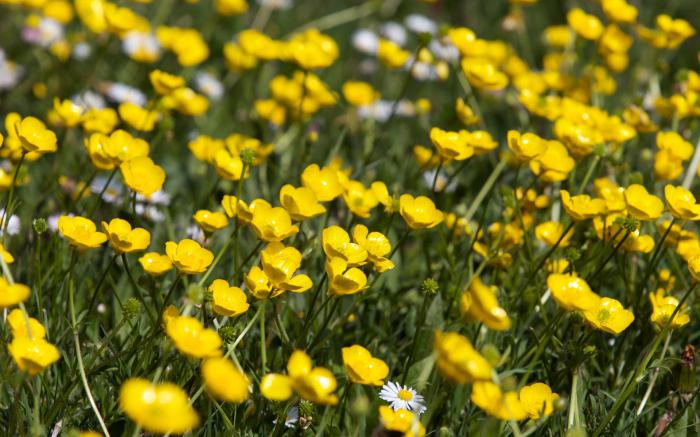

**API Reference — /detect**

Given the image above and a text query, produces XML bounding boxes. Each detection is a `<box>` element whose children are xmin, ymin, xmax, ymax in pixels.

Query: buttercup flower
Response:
<box><xmin>461</xmin><ymin>58</ymin><xmax>508</xmax><ymax>91</ymax></box>
<box><xmin>567</xmin><ymin>8</ymin><xmax>603</xmax><ymax>40</ymax></box>
<box><xmin>351</xmin><ymin>224</ymin><xmax>394</xmax><ymax>272</ymax></box>
<box><xmin>202</xmin><ymin>357</ymin><xmax>250</xmax><ymax>403</ymax></box>
<box><xmin>429</xmin><ymin>127</ymin><xmax>473</xmax><ymax>161</ymax></box>
<box><xmin>323</xmin><ymin>226</ymin><xmax>368</xmax><ymax>266</ymax></box>
<box><xmin>378</xmin><ymin>406</ymin><xmax>426</xmax><ymax>437</ymax></box>
<box><xmin>8</xmin><ymin>336</ymin><xmax>60</xmax><ymax>376</ymax></box>
<box><xmin>379</xmin><ymin>381</ymin><xmax>426</xmax><ymax>414</ymax></box>
<box><xmin>260</xmin><ymin>350</ymin><xmax>338</xmax><ymax>405</ymax></box>
<box><xmin>120</xmin><ymin>156</ymin><xmax>166</xmax><ymax>197</ymax></box>
<box><xmin>165</xmin><ymin>239</ymin><xmax>214</xmax><ymax>274</ymax></box>
<box><xmin>250</xmin><ymin>202</ymin><xmax>299</xmax><ymax>242</ymax></box>
<box><xmin>624</xmin><ymin>184</ymin><xmax>664</xmax><ymax>221</ymax></box>
<box><xmin>209</xmin><ymin>279</ymin><xmax>249</xmax><ymax>317</ymax></box>
<box><xmin>256</xmin><ymin>242</ymin><xmax>312</xmax><ymax>296</ymax></box>
<box><xmin>471</xmin><ymin>381</ymin><xmax>526</xmax><ymax>420</ymax></box>
<box><xmin>326</xmin><ymin>257</ymin><xmax>367</xmax><ymax>295</ymax></box>
<box><xmin>547</xmin><ymin>273</ymin><xmax>601</xmax><ymax>312</ymax></box>
<box><xmin>193</xmin><ymin>210</ymin><xmax>229</xmax><ymax>233</ymax></box>
<box><xmin>583</xmin><ymin>297</ymin><xmax>635</xmax><ymax>334</ymax></box>
<box><xmin>519</xmin><ymin>382</ymin><xmax>559</xmax><ymax>419</ymax></box>
<box><xmin>460</xmin><ymin>276</ymin><xmax>511</xmax><ymax>330</ymax></box>
<box><xmin>649</xmin><ymin>288</ymin><xmax>690</xmax><ymax>329</ymax></box>
<box><xmin>119</xmin><ymin>378</ymin><xmax>200</xmax><ymax>434</ymax></box>
<box><xmin>560</xmin><ymin>190</ymin><xmax>605</xmax><ymax>221</ymax></box>
<box><xmin>399</xmin><ymin>194</ymin><xmax>444</xmax><ymax>229</ymax></box>
<box><xmin>139</xmin><ymin>252</ymin><xmax>173</xmax><ymax>276</ymax></box>
<box><xmin>665</xmin><ymin>185</ymin><xmax>700</xmax><ymax>220</ymax></box>
<box><xmin>58</xmin><ymin>215</ymin><xmax>108</xmax><ymax>251</ymax></box>
<box><xmin>0</xmin><ymin>277</ymin><xmax>30</xmax><ymax>308</ymax></box>
<box><xmin>301</xmin><ymin>163</ymin><xmax>344</xmax><ymax>201</ymax></box>
<box><xmin>165</xmin><ymin>315</ymin><xmax>223</xmax><ymax>358</ymax></box>
<box><xmin>279</xmin><ymin>184</ymin><xmax>326</xmax><ymax>221</ymax></box>
<box><xmin>149</xmin><ymin>69</ymin><xmax>185</xmax><ymax>95</ymax></box>
<box><xmin>342</xmin><ymin>345</ymin><xmax>389</xmax><ymax>386</ymax></box>
<box><xmin>14</xmin><ymin>115</ymin><xmax>58</xmax><ymax>155</ymax></box>
<box><xmin>101</xmin><ymin>218</ymin><xmax>150</xmax><ymax>253</ymax></box>
<box><xmin>433</xmin><ymin>330</ymin><xmax>492</xmax><ymax>384</ymax></box>
<box><xmin>535</xmin><ymin>221</ymin><xmax>574</xmax><ymax>247</ymax></box>
<box><xmin>507</xmin><ymin>130</ymin><xmax>546</xmax><ymax>162</ymax></box>
<box><xmin>7</xmin><ymin>309</ymin><xmax>46</xmax><ymax>339</ymax></box>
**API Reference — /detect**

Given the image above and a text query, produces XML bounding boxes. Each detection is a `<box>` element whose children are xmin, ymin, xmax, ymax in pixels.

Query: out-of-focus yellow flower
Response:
<box><xmin>51</xmin><ymin>98</ymin><xmax>84</xmax><ymax>128</ymax></box>
<box><xmin>377</xmin><ymin>39</ymin><xmax>410</xmax><ymax>69</ymax></box>
<box><xmin>412</xmin><ymin>145</ymin><xmax>441</xmax><ymax>169</ymax></box>
<box><xmin>664</xmin><ymin>185</ymin><xmax>700</xmax><ymax>220</ymax></box>
<box><xmin>224</xmin><ymin>42</ymin><xmax>259</xmax><ymax>71</ymax></box>
<box><xmin>649</xmin><ymin>288</ymin><xmax>690</xmax><ymax>329</ymax></box>
<box><xmin>157</xmin><ymin>26</ymin><xmax>210</xmax><ymax>66</ymax></box>
<box><xmin>165</xmin><ymin>315</ymin><xmax>222</xmax><ymax>358</ymax></box>
<box><xmin>209</xmin><ymin>279</ymin><xmax>249</xmax><ymax>317</ymax></box>
<box><xmin>507</xmin><ymin>130</ymin><xmax>546</xmax><ymax>162</ymax></box>
<box><xmin>193</xmin><ymin>210</ymin><xmax>229</xmax><ymax>233</ymax></box>
<box><xmin>149</xmin><ymin>69</ymin><xmax>185</xmax><ymax>95</ymax></box>
<box><xmin>399</xmin><ymin>194</ymin><xmax>444</xmax><ymax>229</ymax></box>
<box><xmin>460</xmin><ymin>277</ymin><xmax>511</xmax><ymax>330</ymax></box>
<box><xmin>342</xmin><ymin>345</ymin><xmax>389</xmax><ymax>386</ymax></box>
<box><xmin>583</xmin><ymin>297</ymin><xmax>634</xmax><ymax>334</ymax></box>
<box><xmin>429</xmin><ymin>127</ymin><xmax>473</xmax><ymax>161</ymax></box>
<box><xmin>165</xmin><ymin>239</ymin><xmax>214</xmax><ymax>275</ymax></box>
<box><xmin>279</xmin><ymin>184</ymin><xmax>326</xmax><ymax>221</ymax></box>
<box><xmin>624</xmin><ymin>184</ymin><xmax>664</xmax><ymax>221</ymax></box>
<box><xmin>433</xmin><ymin>330</ymin><xmax>492</xmax><ymax>384</ymax></box>
<box><xmin>623</xmin><ymin>106</ymin><xmax>657</xmax><ymax>133</ymax></box>
<box><xmin>85</xmin><ymin>129</ymin><xmax>149</xmax><ymax>169</ymax></box>
<box><xmin>101</xmin><ymin>218</ymin><xmax>150</xmax><ymax>253</ymax></box>
<box><xmin>301</xmin><ymin>163</ymin><xmax>344</xmax><ymax>202</ymax></box>
<box><xmin>467</xmin><ymin>130</ymin><xmax>498</xmax><ymax>155</ymax></box>
<box><xmin>342</xmin><ymin>81</ymin><xmax>379</xmax><ymax>107</ymax></box>
<box><xmin>82</xmin><ymin>107</ymin><xmax>119</xmax><ymax>134</ymax></box>
<box><xmin>567</xmin><ymin>8</ymin><xmax>603</xmax><ymax>41</ymax></box>
<box><xmin>535</xmin><ymin>221</ymin><xmax>573</xmax><ymax>247</ymax></box>
<box><xmin>138</xmin><ymin>252</ymin><xmax>173</xmax><ymax>276</ymax></box>
<box><xmin>166</xmin><ymin>87</ymin><xmax>210</xmax><ymax>116</ymax></box>
<box><xmin>213</xmin><ymin>149</ymin><xmax>245</xmax><ymax>181</ymax></box>
<box><xmin>120</xmin><ymin>156</ymin><xmax>166</xmax><ymax>197</ymax></box>
<box><xmin>544</xmin><ymin>25</ymin><xmax>573</xmax><ymax>48</ymax></box>
<box><xmin>593</xmin><ymin>177</ymin><xmax>626</xmax><ymax>213</ymax></box>
<box><xmin>461</xmin><ymin>58</ymin><xmax>508</xmax><ymax>91</ymax></box>
<box><xmin>519</xmin><ymin>382</ymin><xmax>559</xmax><ymax>419</ymax></box>
<box><xmin>7</xmin><ymin>309</ymin><xmax>45</xmax><ymax>339</ymax></box>
<box><xmin>260</xmin><ymin>350</ymin><xmax>338</xmax><ymax>405</ymax></box>
<box><xmin>0</xmin><ymin>277</ymin><xmax>30</xmax><ymax>308</ymax></box>
<box><xmin>326</xmin><ymin>257</ymin><xmax>367</xmax><ymax>295</ymax></box>
<box><xmin>8</xmin><ymin>336</ymin><xmax>60</xmax><ymax>376</ymax></box>
<box><xmin>547</xmin><ymin>273</ymin><xmax>600</xmax><ymax>312</ymax></box>
<box><xmin>656</xmin><ymin>14</ymin><xmax>695</xmax><ymax>49</ymax></box>
<box><xmin>202</xmin><ymin>357</ymin><xmax>249</xmax><ymax>403</ymax></box>
<box><xmin>554</xmin><ymin>118</ymin><xmax>603</xmax><ymax>158</ymax></box>
<box><xmin>285</xmin><ymin>29</ymin><xmax>339</xmax><ymax>70</ymax></box>
<box><xmin>352</xmin><ymin>224</ymin><xmax>394</xmax><ymax>272</ymax></box>
<box><xmin>455</xmin><ymin>98</ymin><xmax>480</xmax><ymax>125</ymax></box>
<box><xmin>601</xmin><ymin>0</ymin><xmax>637</xmax><ymax>23</ymax></box>
<box><xmin>560</xmin><ymin>190</ymin><xmax>605</xmax><ymax>221</ymax></box>
<box><xmin>188</xmin><ymin>135</ymin><xmax>225</xmax><ymax>164</ymax></box>
<box><xmin>657</xmin><ymin>131</ymin><xmax>693</xmax><ymax>161</ymax></box>
<box><xmin>119</xmin><ymin>378</ymin><xmax>199</xmax><ymax>434</ymax></box>
<box><xmin>58</xmin><ymin>215</ymin><xmax>107</xmax><ymax>251</ymax></box>
<box><xmin>530</xmin><ymin>140</ymin><xmax>574</xmax><ymax>182</ymax></box>
<box><xmin>471</xmin><ymin>381</ymin><xmax>527</xmax><ymax>420</ymax></box>
<box><xmin>215</xmin><ymin>0</ymin><xmax>247</xmax><ymax>16</ymax></box>
<box><xmin>250</xmin><ymin>202</ymin><xmax>299</xmax><ymax>242</ymax></box>
<box><xmin>118</xmin><ymin>102</ymin><xmax>159</xmax><ymax>132</ymax></box>
<box><xmin>14</xmin><ymin>115</ymin><xmax>58</xmax><ymax>155</ymax></box>
<box><xmin>378</xmin><ymin>406</ymin><xmax>425</xmax><ymax>437</ymax></box>
<box><xmin>0</xmin><ymin>243</ymin><xmax>14</xmax><ymax>264</ymax></box>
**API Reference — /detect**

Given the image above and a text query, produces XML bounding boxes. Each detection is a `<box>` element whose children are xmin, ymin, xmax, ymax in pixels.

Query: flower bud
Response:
<box><xmin>122</xmin><ymin>298</ymin><xmax>141</xmax><ymax>320</ymax></box>
<box><xmin>33</xmin><ymin>218</ymin><xmax>48</xmax><ymax>234</ymax></box>
<box><xmin>420</xmin><ymin>278</ymin><xmax>439</xmax><ymax>295</ymax></box>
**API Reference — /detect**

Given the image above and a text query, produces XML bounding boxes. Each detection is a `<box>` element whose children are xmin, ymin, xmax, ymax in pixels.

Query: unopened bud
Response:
<box><xmin>33</xmin><ymin>218</ymin><xmax>47</xmax><ymax>234</ymax></box>
<box><xmin>420</xmin><ymin>278</ymin><xmax>439</xmax><ymax>295</ymax></box>
<box><xmin>122</xmin><ymin>298</ymin><xmax>140</xmax><ymax>319</ymax></box>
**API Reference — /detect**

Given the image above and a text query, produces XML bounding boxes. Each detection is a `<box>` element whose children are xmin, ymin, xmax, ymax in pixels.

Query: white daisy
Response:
<box><xmin>379</xmin><ymin>381</ymin><xmax>427</xmax><ymax>414</ymax></box>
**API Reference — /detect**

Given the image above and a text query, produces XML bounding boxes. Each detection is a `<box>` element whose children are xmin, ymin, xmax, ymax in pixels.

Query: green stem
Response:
<box><xmin>1</xmin><ymin>153</ymin><xmax>25</xmax><ymax>244</ymax></box>
<box><xmin>464</xmin><ymin>158</ymin><xmax>507</xmax><ymax>223</ymax></box>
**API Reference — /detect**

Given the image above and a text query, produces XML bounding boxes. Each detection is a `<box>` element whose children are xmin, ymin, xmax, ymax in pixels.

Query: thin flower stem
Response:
<box><xmin>463</xmin><ymin>157</ymin><xmax>507</xmax><ymax>223</ymax></box>
<box><xmin>577</xmin><ymin>155</ymin><xmax>601</xmax><ymax>194</ymax></box>
<box><xmin>260</xmin><ymin>300</ymin><xmax>267</xmax><ymax>372</ymax></box>
<box><xmin>636</xmin><ymin>333</ymin><xmax>672</xmax><ymax>415</ymax></box>
<box><xmin>588</xmin><ymin>231</ymin><xmax>630</xmax><ymax>281</ymax></box>
<box><xmin>87</xmin><ymin>252</ymin><xmax>118</xmax><ymax>312</ymax></box>
<box><xmin>431</xmin><ymin>160</ymin><xmax>443</xmax><ymax>193</ymax></box>
<box><xmin>122</xmin><ymin>253</ymin><xmax>156</xmax><ymax>323</ymax></box>
<box><xmin>1</xmin><ymin>152</ymin><xmax>25</xmax><ymax>244</ymax></box>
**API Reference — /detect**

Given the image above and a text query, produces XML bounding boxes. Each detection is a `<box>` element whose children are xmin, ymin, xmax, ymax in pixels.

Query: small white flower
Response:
<box><xmin>122</xmin><ymin>31</ymin><xmax>161</xmax><ymax>61</ymax></box>
<box><xmin>351</xmin><ymin>29</ymin><xmax>379</xmax><ymax>55</ymax></box>
<box><xmin>72</xmin><ymin>90</ymin><xmax>105</xmax><ymax>110</ymax></box>
<box><xmin>105</xmin><ymin>82</ymin><xmax>147</xmax><ymax>106</ymax></box>
<box><xmin>72</xmin><ymin>42</ymin><xmax>92</xmax><ymax>60</ymax></box>
<box><xmin>379</xmin><ymin>381</ymin><xmax>426</xmax><ymax>414</ymax></box>
<box><xmin>194</xmin><ymin>71</ymin><xmax>224</xmax><ymax>100</ymax></box>
<box><xmin>405</xmin><ymin>14</ymin><xmax>437</xmax><ymax>35</ymax></box>
<box><xmin>0</xmin><ymin>209</ymin><xmax>20</xmax><ymax>236</ymax></box>
<box><xmin>381</xmin><ymin>22</ymin><xmax>407</xmax><ymax>46</ymax></box>
<box><xmin>256</xmin><ymin>0</ymin><xmax>292</xmax><ymax>10</ymax></box>
<box><xmin>423</xmin><ymin>169</ymin><xmax>457</xmax><ymax>193</ymax></box>
<box><xmin>91</xmin><ymin>176</ymin><xmax>123</xmax><ymax>205</ymax></box>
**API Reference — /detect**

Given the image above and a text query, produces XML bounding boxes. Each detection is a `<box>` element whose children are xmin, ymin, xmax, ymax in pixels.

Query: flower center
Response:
<box><xmin>597</xmin><ymin>308</ymin><xmax>611</xmax><ymax>323</ymax></box>
<box><xmin>398</xmin><ymin>389</ymin><xmax>413</xmax><ymax>401</ymax></box>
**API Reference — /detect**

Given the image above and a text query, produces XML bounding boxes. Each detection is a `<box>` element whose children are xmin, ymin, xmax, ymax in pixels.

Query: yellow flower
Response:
<box><xmin>593</xmin><ymin>177</ymin><xmax>626</xmax><ymax>213</ymax></box>
<box><xmin>547</xmin><ymin>273</ymin><xmax>601</xmax><ymax>312</ymax></box>
<box><xmin>471</xmin><ymin>381</ymin><xmax>527</xmax><ymax>420</ymax></box>
<box><xmin>260</xmin><ymin>350</ymin><xmax>338</xmax><ymax>405</ymax></box>
<box><xmin>279</xmin><ymin>184</ymin><xmax>326</xmax><ymax>221</ymax></box>
<box><xmin>378</xmin><ymin>406</ymin><xmax>425</xmax><ymax>437</ymax></box>
<box><xmin>138</xmin><ymin>252</ymin><xmax>173</xmax><ymax>276</ymax></box>
<box><xmin>165</xmin><ymin>239</ymin><xmax>214</xmax><ymax>274</ymax></box>
<box><xmin>535</xmin><ymin>221</ymin><xmax>573</xmax><ymax>247</ymax></box>
<box><xmin>7</xmin><ymin>309</ymin><xmax>46</xmax><ymax>339</ymax></box>
<box><xmin>0</xmin><ymin>276</ymin><xmax>30</xmax><ymax>308</ymax></box>
<box><xmin>14</xmin><ymin>115</ymin><xmax>58</xmax><ymax>155</ymax></box>
<box><xmin>118</xmin><ymin>102</ymin><xmax>160</xmax><ymax>132</ymax></box>
<box><xmin>249</xmin><ymin>202</ymin><xmax>299</xmax><ymax>242</ymax></box>
<box><xmin>157</xmin><ymin>26</ymin><xmax>210</xmax><ymax>66</ymax></box>
<box><xmin>664</xmin><ymin>185</ymin><xmax>700</xmax><ymax>220</ymax></box>
<box><xmin>352</xmin><ymin>224</ymin><xmax>394</xmax><ymax>272</ymax></box>
<box><xmin>149</xmin><ymin>69</ymin><xmax>186</xmax><ymax>95</ymax></box>
<box><xmin>412</xmin><ymin>145</ymin><xmax>441</xmax><ymax>169</ymax></box>
<box><xmin>257</xmin><ymin>242</ymin><xmax>312</xmax><ymax>295</ymax></box>
<box><xmin>301</xmin><ymin>163</ymin><xmax>344</xmax><ymax>201</ymax></box>
<box><xmin>567</xmin><ymin>8</ymin><xmax>603</xmax><ymax>40</ymax></box>
<box><xmin>343</xmin><ymin>180</ymin><xmax>380</xmax><ymax>218</ymax></box>
<box><xmin>84</xmin><ymin>130</ymin><xmax>150</xmax><ymax>169</ymax></box>
<box><xmin>8</xmin><ymin>336</ymin><xmax>60</xmax><ymax>376</ymax></box>
<box><xmin>507</xmin><ymin>130</ymin><xmax>546</xmax><ymax>162</ymax></box>
<box><xmin>429</xmin><ymin>127</ymin><xmax>473</xmax><ymax>161</ymax></box>
<box><xmin>656</xmin><ymin>14</ymin><xmax>695</xmax><ymax>49</ymax></box>
<box><xmin>342</xmin><ymin>81</ymin><xmax>379</xmax><ymax>107</ymax></box>
<box><xmin>399</xmin><ymin>194</ymin><xmax>444</xmax><ymax>229</ymax></box>
<box><xmin>285</xmin><ymin>29</ymin><xmax>339</xmax><ymax>70</ymax></box>
<box><xmin>120</xmin><ymin>156</ymin><xmax>166</xmax><ymax>197</ymax></box>
<box><xmin>460</xmin><ymin>277</ymin><xmax>511</xmax><ymax>330</ymax></box>
<box><xmin>193</xmin><ymin>210</ymin><xmax>229</xmax><ymax>233</ymax></box>
<box><xmin>342</xmin><ymin>345</ymin><xmax>389</xmax><ymax>386</ymax></box>
<box><xmin>433</xmin><ymin>330</ymin><xmax>492</xmax><ymax>384</ymax></box>
<box><xmin>583</xmin><ymin>297</ymin><xmax>635</xmax><ymax>334</ymax></box>
<box><xmin>202</xmin><ymin>357</ymin><xmax>249</xmax><ymax>403</ymax></box>
<box><xmin>377</xmin><ymin>39</ymin><xmax>410</xmax><ymax>69</ymax></box>
<box><xmin>530</xmin><ymin>140</ymin><xmax>575</xmax><ymax>182</ymax></box>
<box><xmin>656</xmin><ymin>132</ymin><xmax>693</xmax><ymax>161</ymax></box>
<box><xmin>101</xmin><ymin>218</ymin><xmax>150</xmax><ymax>253</ymax></box>
<box><xmin>461</xmin><ymin>58</ymin><xmax>508</xmax><ymax>91</ymax></box>
<box><xmin>322</xmin><ymin>226</ymin><xmax>368</xmax><ymax>266</ymax></box>
<box><xmin>208</xmin><ymin>279</ymin><xmax>249</xmax><ymax>317</ymax></box>
<box><xmin>601</xmin><ymin>0</ymin><xmax>637</xmax><ymax>23</ymax></box>
<box><xmin>119</xmin><ymin>378</ymin><xmax>200</xmax><ymax>434</ymax></box>
<box><xmin>52</xmin><ymin>98</ymin><xmax>84</xmax><ymax>127</ymax></box>
<box><xmin>215</xmin><ymin>0</ymin><xmax>248</xmax><ymax>16</ymax></box>
<box><xmin>649</xmin><ymin>288</ymin><xmax>690</xmax><ymax>329</ymax></box>
<box><xmin>455</xmin><ymin>98</ymin><xmax>480</xmax><ymax>125</ymax></box>
<box><xmin>221</xmin><ymin>195</ymin><xmax>253</xmax><ymax>221</ymax></box>
<box><xmin>81</xmin><ymin>107</ymin><xmax>117</xmax><ymax>135</ymax></box>
<box><xmin>167</xmin><ymin>87</ymin><xmax>210</xmax><ymax>116</ymax></box>
<box><xmin>560</xmin><ymin>189</ymin><xmax>605</xmax><ymax>221</ymax></box>
<box><xmin>624</xmin><ymin>184</ymin><xmax>664</xmax><ymax>221</ymax></box>
<box><xmin>58</xmin><ymin>215</ymin><xmax>108</xmax><ymax>251</ymax></box>
<box><xmin>165</xmin><ymin>315</ymin><xmax>222</xmax><ymax>358</ymax></box>
<box><xmin>213</xmin><ymin>149</ymin><xmax>245</xmax><ymax>181</ymax></box>
<box><xmin>326</xmin><ymin>257</ymin><xmax>367</xmax><ymax>295</ymax></box>
<box><xmin>244</xmin><ymin>266</ymin><xmax>273</xmax><ymax>299</ymax></box>
<box><xmin>519</xmin><ymin>382</ymin><xmax>559</xmax><ymax>419</ymax></box>
<box><xmin>467</xmin><ymin>130</ymin><xmax>498</xmax><ymax>155</ymax></box>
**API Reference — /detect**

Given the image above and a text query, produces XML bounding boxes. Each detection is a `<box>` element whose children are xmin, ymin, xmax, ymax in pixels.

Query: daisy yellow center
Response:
<box><xmin>398</xmin><ymin>389</ymin><xmax>413</xmax><ymax>401</ymax></box>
